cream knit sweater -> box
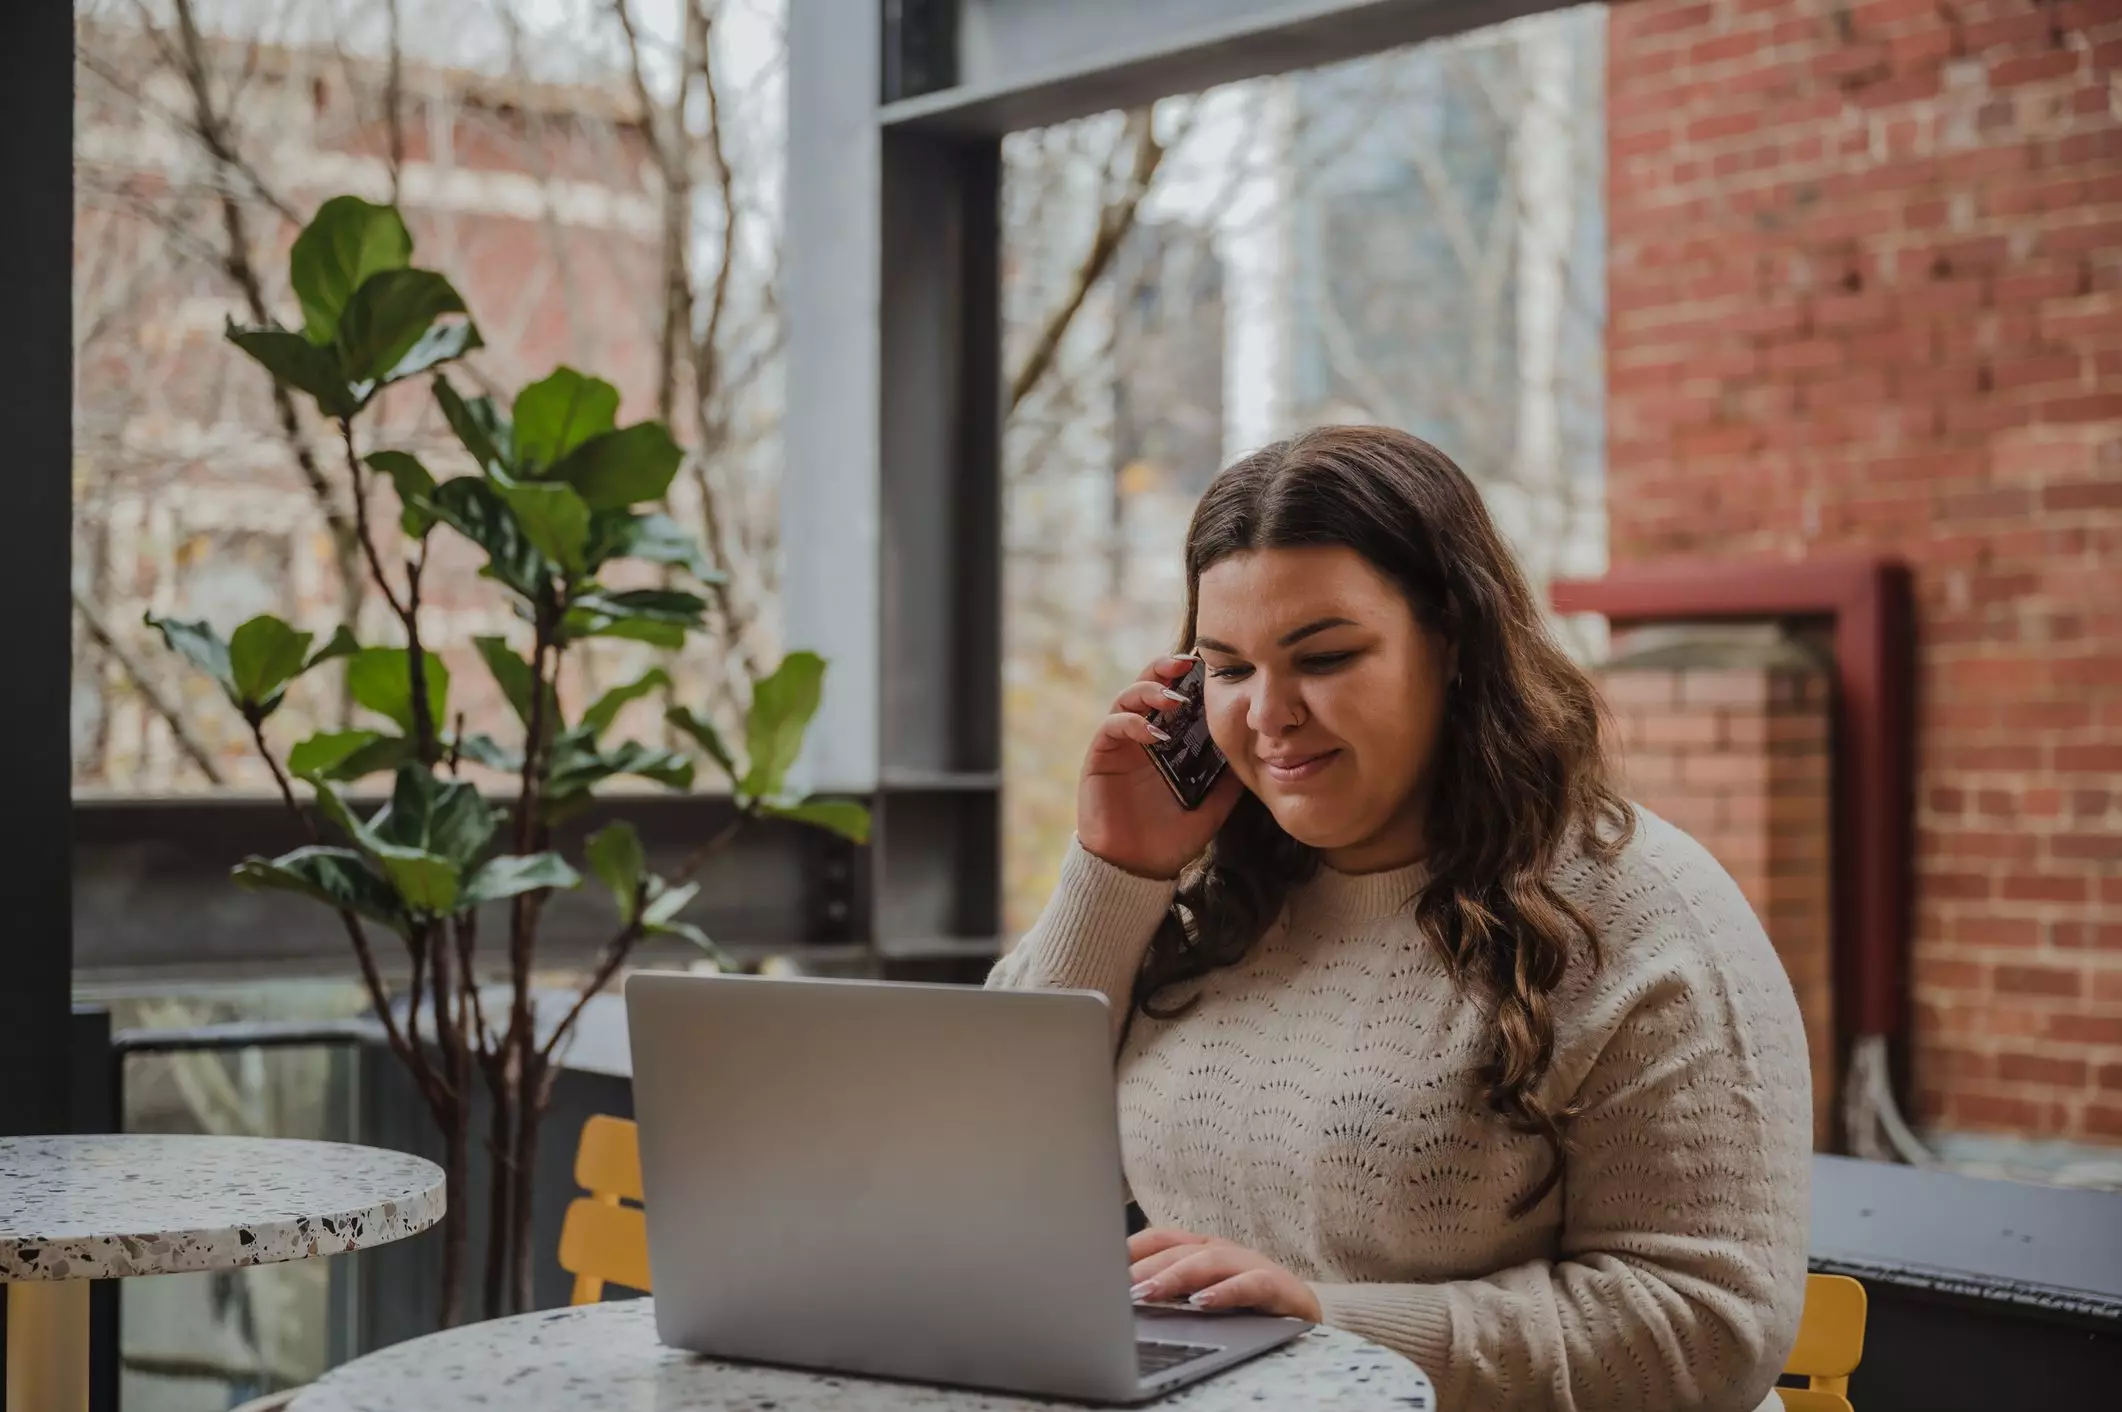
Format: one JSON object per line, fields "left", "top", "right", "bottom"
{"left": 988, "top": 807, "right": 1810, "bottom": 1412}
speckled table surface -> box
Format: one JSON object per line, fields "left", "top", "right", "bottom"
{"left": 288, "top": 1298, "right": 1435, "bottom": 1411}
{"left": 0, "top": 1134, "right": 444, "bottom": 1282}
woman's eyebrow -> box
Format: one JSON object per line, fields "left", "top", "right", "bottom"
{"left": 1194, "top": 617, "right": 1358, "bottom": 656}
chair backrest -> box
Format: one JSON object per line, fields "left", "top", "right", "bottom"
{"left": 557, "top": 1115, "right": 650, "bottom": 1304}
{"left": 1779, "top": 1273, "right": 1867, "bottom": 1410}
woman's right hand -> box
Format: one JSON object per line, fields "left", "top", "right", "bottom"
{"left": 1078, "top": 656, "right": 1243, "bottom": 881}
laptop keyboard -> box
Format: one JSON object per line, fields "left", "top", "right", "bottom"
{"left": 1136, "top": 1338, "right": 1223, "bottom": 1379}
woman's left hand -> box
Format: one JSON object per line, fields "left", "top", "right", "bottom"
{"left": 1127, "top": 1227, "right": 1323, "bottom": 1322}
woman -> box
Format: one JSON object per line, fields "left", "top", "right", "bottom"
{"left": 989, "top": 427, "right": 1810, "bottom": 1411}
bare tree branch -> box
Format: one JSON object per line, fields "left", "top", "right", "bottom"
{"left": 71, "top": 587, "right": 226, "bottom": 784}
{"left": 1009, "top": 108, "right": 1171, "bottom": 413}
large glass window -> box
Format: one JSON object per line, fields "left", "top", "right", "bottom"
{"left": 1000, "top": 7, "right": 1608, "bottom": 932}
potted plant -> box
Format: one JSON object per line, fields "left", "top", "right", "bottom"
{"left": 148, "top": 195, "right": 866, "bottom": 1323}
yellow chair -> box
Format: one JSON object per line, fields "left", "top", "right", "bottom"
{"left": 1778, "top": 1273, "right": 1867, "bottom": 1411}
{"left": 557, "top": 1115, "right": 651, "bottom": 1303}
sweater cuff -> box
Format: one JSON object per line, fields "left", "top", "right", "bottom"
{"left": 1021, "top": 837, "right": 1179, "bottom": 997}
{"left": 1310, "top": 1281, "right": 1455, "bottom": 1376}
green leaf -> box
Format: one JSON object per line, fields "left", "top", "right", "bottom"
{"left": 366, "top": 451, "right": 438, "bottom": 536}
{"left": 491, "top": 469, "right": 590, "bottom": 577}
{"left": 312, "top": 772, "right": 465, "bottom": 914}
{"left": 225, "top": 327, "right": 358, "bottom": 419}
{"left": 144, "top": 614, "right": 234, "bottom": 697}
{"left": 642, "top": 878, "right": 698, "bottom": 928}
{"left": 452, "top": 732, "right": 521, "bottom": 772}
{"left": 585, "top": 511, "right": 725, "bottom": 581}
{"left": 473, "top": 636, "right": 536, "bottom": 727}
{"left": 305, "top": 625, "right": 362, "bottom": 672}
{"left": 560, "top": 589, "right": 706, "bottom": 647}
{"left": 329, "top": 733, "right": 416, "bottom": 781}
{"left": 227, "top": 615, "right": 313, "bottom": 712}
{"left": 233, "top": 845, "right": 404, "bottom": 932}
{"left": 585, "top": 821, "right": 646, "bottom": 922}
{"left": 513, "top": 367, "right": 619, "bottom": 473}
{"left": 288, "top": 729, "right": 384, "bottom": 779}
{"left": 371, "top": 764, "right": 497, "bottom": 867}
{"left": 581, "top": 667, "right": 670, "bottom": 738}
{"left": 346, "top": 647, "right": 450, "bottom": 736}
{"left": 665, "top": 706, "right": 740, "bottom": 786}
{"left": 380, "top": 316, "right": 481, "bottom": 385}
{"left": 548, "top": 422, "right": 683, "bottom": 511}
{"left": 760, "top": 797, "right": 872, "bottom": 845}
{"left": 288, "top": 195, "right": 412, "bottom": 344}
{"left": 556, "top": 610, "right": 686, "bottom": 649}
{"left": 372, "top": 847, "right": 461, "bottom": 913}
{"left": 558, "top": 588, "right": 706, "bottom": 649}
{"left": 461, "top": 852, "right": 581, "bottom": 908}
{"left": 742, "top": 651, "right": 827, "bottom": 801}
{"left": 640, "top": 878, "right": 723, "bottom": 961}
{"left": 336, "top": 269, "right": 471, "bottom": 389}
{"left": 545, "top": 735, "right": 696, "bottom": 797}
{"left": 426, "top": 478, "right": 545, "bottom": 599}
{"left": 433, "top": 374, "right": 512, "bottom": 472}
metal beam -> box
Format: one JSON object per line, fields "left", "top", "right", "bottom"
{"left": 883, "top": 0, "right": 1561, "bottom": 134}
{"left": 783, "top": 0, "right": 886, "bottom": 795}
{"left": 2, "top": 0, "right": 77, "bottom": 1136}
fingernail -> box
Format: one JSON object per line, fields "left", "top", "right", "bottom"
{"left": 1160, "top": 687, "right": 1190, "bottom": 704}
{"left": 1129, "top": 1282, "right": 1155, "bottom": 1301}
{"left": 1146, "top": 723, "right": 1172, "bottom": 742}
{"left": 1188, "top": 1291, "right": 1216, "bottom": 1308}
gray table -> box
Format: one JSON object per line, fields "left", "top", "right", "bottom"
{"left": 288, "top": 1298, "right": 1435, "bottom": 1410}
{"left": 1, "top": 1135, "right": 444, "bottom": 1412}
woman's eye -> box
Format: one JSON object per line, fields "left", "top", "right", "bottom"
{"left": 1206, "top": 664, "right": 1252, "bottom": 682}
{"left": 1298, "top": 652, "right": 1356, "bottom": 673}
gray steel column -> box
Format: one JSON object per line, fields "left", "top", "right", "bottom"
{"left": 784, "top": 0, "right": 886, "bottom": 795}
{"left": 2, "top": 0, "right": 77, "bottom": 1136}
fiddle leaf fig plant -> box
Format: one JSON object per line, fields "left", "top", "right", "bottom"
{"left": 150, "top": 194, "right": 867, "bottom": 1327}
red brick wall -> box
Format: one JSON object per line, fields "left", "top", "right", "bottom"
{"left": 1607, "top": 0, "right": 2122, "bottom": 1144}
{"left": 1604, "top": 661, "right": 1839, "bottom": 1147}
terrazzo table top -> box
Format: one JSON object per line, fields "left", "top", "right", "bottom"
{"left": 289, "top": 1298, "right": 1435, "bottom": 1411}
{"left": 0, "top": 1134, "right": 444, "bottom": 1282}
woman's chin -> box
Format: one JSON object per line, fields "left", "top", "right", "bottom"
{"left": 1260, "top": 797, "right": 1364, "bottom": 852}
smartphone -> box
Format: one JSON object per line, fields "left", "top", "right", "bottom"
{"left": 1142, "top": 659, "right": 1228, "bottom": 810}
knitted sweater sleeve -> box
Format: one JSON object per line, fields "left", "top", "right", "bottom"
{"left": 1311, "top": 922, "right": 1812, "bottom": 1411}
{"left": 985, "top": 837, "right": 1177, "bottom": 1042}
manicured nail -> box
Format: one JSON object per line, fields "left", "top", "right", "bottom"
{"left": 1160, "top": 687, "right": 1190, "bottom": 703}
{"left": 1188, "top": 1290, "right": 1217, "bottom": 1308}
{"left": 1146, "top": 723, "right": 1172, "bottom": 743}
{"left": 1129, "top": 1282, "right": 1155, "bottom": 1301}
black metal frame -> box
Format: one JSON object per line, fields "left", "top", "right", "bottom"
{"left": 6, "top": 0, "right": 77, "bottom": 1138}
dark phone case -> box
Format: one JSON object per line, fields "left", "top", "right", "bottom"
{"left": 1143, "top": 660, "right": 1228, "bottom": 810}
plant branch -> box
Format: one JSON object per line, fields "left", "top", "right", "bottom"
{"left": 1009, "top": 108, "right": 1172, "bottom": 412}
{"left": 539, "top": 914, "right": 647, "bottom": 1064}
{"left": 72, "top": 588, "right": 226, "bottom": 783}
{"left": 668, "top": 805, "right": 754, "bottom": 884}
{"left": 342, "top": 421, "right": 411, "bottom": 620}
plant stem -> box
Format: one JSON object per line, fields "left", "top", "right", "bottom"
{"left": 508, "top": 1065, "right": 544, "bottom": 1312}
{"left": 427, "top": 918, "right": 468, "bottom": 1327}
{"left": 480, "top": 1056, "right": 515, "bottom": 1320}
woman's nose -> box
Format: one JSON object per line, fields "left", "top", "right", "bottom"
{"left": 1244, "top": 676, "right": 1306, "bottom": 736}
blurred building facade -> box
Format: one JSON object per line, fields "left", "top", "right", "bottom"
{"left": 72, "top": 20, "right": 672, "bottom": 795}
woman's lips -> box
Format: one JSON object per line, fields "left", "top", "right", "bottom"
{"left": 1259, "top": 748, "right": 1340, "bottom": 784}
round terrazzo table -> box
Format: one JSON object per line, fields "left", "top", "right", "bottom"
{"left": 0, "top": 1134, "right": 445, "bottom": 1412}
{"left": 287, "top": 1298, "right": 1435, "bottom": 1411}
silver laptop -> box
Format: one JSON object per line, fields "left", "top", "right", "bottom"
{"left": 624, "top": 970, "right": 1308, "bottom": 1403}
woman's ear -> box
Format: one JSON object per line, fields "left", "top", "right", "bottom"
{"left": 1445, "top": 637, "right": 1462, "bottom": 689}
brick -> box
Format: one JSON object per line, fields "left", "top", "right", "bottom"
{"left": 1998, "top": 1052, "right": 2089, "bottom": 1088}
{"left": 1996, "top": 965, "right": 2083, "bottom": 999}
{"left": 2050, "top": 1014, "right": 2122, "bottom": 1046}
{"left": 2001, "top": 873, "right": 2092, "bottom": 904}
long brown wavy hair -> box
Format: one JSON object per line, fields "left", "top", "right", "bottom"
{"left": 1129, "top": 426, "right": 1634, "bottom": 1216}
